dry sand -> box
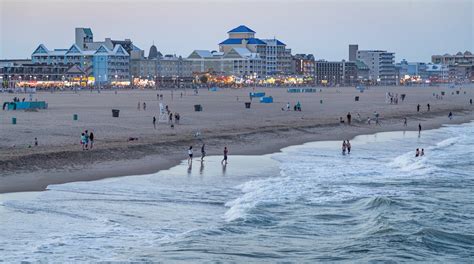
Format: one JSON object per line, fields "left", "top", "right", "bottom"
{"left": 1, "top": 85, "right": 473, "bottom": 193}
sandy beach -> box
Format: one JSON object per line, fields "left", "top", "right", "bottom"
{"left": 1, "top": 85, "right": 473, "bottom": 193}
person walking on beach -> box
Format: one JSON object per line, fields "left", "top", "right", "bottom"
{"left": 143, "top": 102, "right": 146, "bottom": 111}
{"left": 403, "top": 117, "right": 407, "bottom": 127}
{"left": 169, "top": 112, "right": 173, "bottom": 124}
{"left": 342, "top": 141, "right": 347, "bottom": 155}
{"left": 153, "top": 116, "right": 156, "bottom": 129}
{"left": 34, "top": 137, "right": 38, "bottom": 147}
{"left": 418, "top": 123, "right": 422, "bottom": 135}
{"left": 138, "top": 101, "right": 141, "bottom": 110}
{"left": 347, "top": 112, "right": 352, "bottom": 125}
{"left": 201, "top": 144, "right": 206, "bottom": 161}
{"left": 188, "top": 146, "right": 193, "bottom": 164}
{"left": 470, "top": 99, "right": 472, "bottom": 105}
{"left": 84, "top": 130, "right": 89, "bottom": 150}
{"left": 427, "top": 103, "right": 430, "bottom": 112}
{"left": 347, "top": 140, "right": 351, "bottom": 154}
{"left": 417, "top": 104, "right": 420, "bottom": 112}
{"left": 448, "top": 111, "right": 453, "bottom": 120}
{"left": 89, "top": 131, "right": 94, "bottom": 149}
{"left": 222, "top": 147, "right": 228, "bottom": 165}
{"left": 81, "top": 133, "right": 86, "bottom": 150}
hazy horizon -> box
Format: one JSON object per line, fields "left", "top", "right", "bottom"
{"left": 0, "top": 0, "right": 473, "bottom": 62}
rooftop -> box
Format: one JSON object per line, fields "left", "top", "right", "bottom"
{"left": 227, "top": 25, "right": 255, "bottom": 34}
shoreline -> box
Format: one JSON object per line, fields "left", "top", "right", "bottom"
{"left": 1, "top": 108, "right": 473, "bottom": 194}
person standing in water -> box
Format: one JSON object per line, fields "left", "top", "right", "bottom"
{"left": 201, "top": 144, "right": 206, "bottom": 161}
{"left": 347, "top": 140, "right": 351, "bottom": 154}
{"left": 421, "top": 149, "right": 425, "bottom": 156}
{"left": 403, "top": 117, "right": 407, "bottom": 127}
{"left": 418, "top": 123, "right": 422, "bottom": 134}
{"left": 342, "top": 141, "right": 347, "bottom": 155}
{"left": 188, "top": 146, "right": 193, "bottom": 164}
{"left": 222, "top": 147, "right": 228, "bottom": 164}
{"left": 415, "top": 148, "right": 420, "bottom": 157}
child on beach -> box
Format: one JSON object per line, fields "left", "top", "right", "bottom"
{"left": 81, "top": 133, "right": 86, "bottom": 150}
{"left": 188, "top": 146, "right": 193, "bottom": 164}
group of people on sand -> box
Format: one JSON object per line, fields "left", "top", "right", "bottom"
{"left": 283, "top": 101, "right": 302, "bottom": 111}
{"left": 386, "top": 92, "right": 403, "bottom": 104}
{"left": 138, "top": 101, "right": 147, "bottom": 111}
{"left": 188, "top": 144, "right": 228, "bottom": 165}
{"left": 342, "top": 140, "right": 351, "bottom": 155}
{"left": 415, "top": 148, "right": 425, "bottom": 157}
{"left": 80, "top": 130, "right": 94, "bottom": 150}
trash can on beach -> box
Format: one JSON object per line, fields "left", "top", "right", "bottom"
{"left": 112, "top": 109, "right": 120, "bottom": 117}
{"left": 12, "top": 117, "right": 16, "bottom": 124}
{"left": 194, "top": 105, "right": 202, "bottom": 112}
{"left": 245, "top": 102, "right": 251, "bottom": 109}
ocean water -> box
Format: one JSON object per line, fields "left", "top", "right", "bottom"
{"left": 1, "top": 122, "right": 474, "bottom": 262}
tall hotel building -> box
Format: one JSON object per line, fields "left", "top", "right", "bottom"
{"left": 188, "top": 25, "right": 292, "bottom": 77}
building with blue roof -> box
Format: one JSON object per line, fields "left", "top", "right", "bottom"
{"left": 218, "top": 25, "right": 293, "bottom": 75}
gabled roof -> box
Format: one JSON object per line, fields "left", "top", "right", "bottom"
{"left": 113, "top": 44, "right": 129, "bottom": 56}
{"left": 32, "top": 44, "right": 49, "bottom": 55}
{"left": 188, "top": 50, "right": 213, "bottom": 58}
{"left": 228, "top": 25, "right": 255, "bottom": 33}
{"left": 223, "top": 47, "right": 260, "bottom": 59}
{"left": 276, "top": 39, "right": 286, "bottom": 46}
{"left": 95, "top": 45, "right": 111, "bottom": 54}
{"left": 66, "top": 64, "right": 86, "bottom": 75}
{"left": 66, "top": 44, "right": 82, "bottom": 54}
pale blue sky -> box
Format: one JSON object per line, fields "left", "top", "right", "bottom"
{"left": 0, "top": 0, "right": 473, "bottom": 62}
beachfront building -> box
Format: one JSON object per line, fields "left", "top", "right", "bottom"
{"left": 352, "top": 45, "right": 397, "bottom": 85}
{"left": 396, "top": 60, "right": 428, "bottom": 84}
{"left": 315, "top": 60, "right": 357, "bottom": 86}
{"left": 187, "top": 48, "right": 264, "bottom": 77}
{"left": 217, "top": 25, "right": 292, "bottom": 76}
{"left": 431, "top": 51, "right": 473, "bottom": 66}
{"left": 130, "top": 45, "right": 193, "bottom": 87}
{"left": 354, "top": 60, "right": 370, "bottom": 83}
{"left": 31, "top": 43, "right": 130, "bottom": 85}
{"left": 0, "top": 62, "right": 89, "bottom": 88}
{"left": 292, "top": 54, "right": 316, "bottom": 77}
{"left": 75, "top": 27, "right": 143, "bottom": 59}
{"left": 425, "top": 63, "right": 449, "bottom": 83}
